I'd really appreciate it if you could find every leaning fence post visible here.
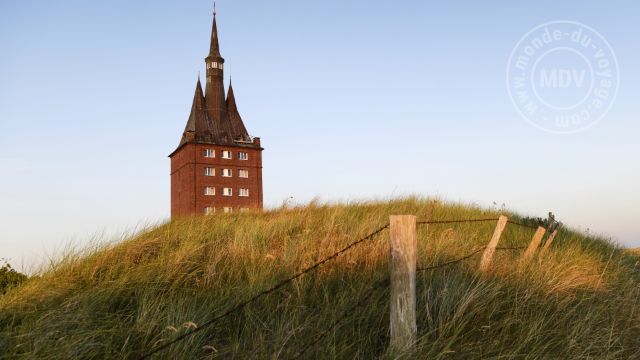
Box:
[479,215,508,272]
[522,227,546,262]
[389,215,417,355]
[539,229,558,257]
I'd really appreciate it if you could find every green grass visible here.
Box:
[1,197,639,359]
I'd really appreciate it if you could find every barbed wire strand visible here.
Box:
[292,277,390,359]
[496,246,527,251]
[416,217,540,230]
[417,246,527,272]
[507,220,539,230]
[137,223,389,360]
[417,218,499,225]
[417,247,486,272]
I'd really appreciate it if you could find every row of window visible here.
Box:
[206,62,223,70]
[204,149,248,160]
[204,168,249,178]
[205,207,249,215]
[204,186,250,197]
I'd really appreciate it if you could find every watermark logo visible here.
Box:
[506,21,619,134]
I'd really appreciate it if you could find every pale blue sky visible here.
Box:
[1,0,639,270]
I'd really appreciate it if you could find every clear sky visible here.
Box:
[1,0,639,270]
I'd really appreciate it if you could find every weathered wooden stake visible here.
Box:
[539,229,558,257]
[479,215,508,272]
[522,227,546,262]
[389,215,417,355]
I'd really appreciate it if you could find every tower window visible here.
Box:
[222,151,232,159]
[222,187,233,196]
[204,167,215,176]
[223,207,232,213]
[222,168,233,177]
[204,207,215,215]
[204,149,214,158]
[239,188,249,197]
[205,187,215,196]
[239,169,249,178]
[238,152,248,160]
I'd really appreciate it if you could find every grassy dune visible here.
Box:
[1,198,639,359]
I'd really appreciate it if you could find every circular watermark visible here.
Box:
[506,21,619,134]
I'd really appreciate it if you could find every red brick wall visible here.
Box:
[170,141,263,217]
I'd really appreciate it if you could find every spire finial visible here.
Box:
[208,1,221,58]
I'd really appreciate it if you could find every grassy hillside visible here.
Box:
[1,198,639,359]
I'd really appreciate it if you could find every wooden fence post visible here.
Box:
[522,227,546,262]
[479,215,508,272]
[539,229,558,257]
[389,215,417,355]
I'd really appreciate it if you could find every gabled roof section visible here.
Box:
[178,77,215,147]
[226,81,251,141]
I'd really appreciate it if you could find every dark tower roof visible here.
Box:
[209,12,222,58]
[226,80,251,141]
[171,8,258,156]
[179,77,215,146]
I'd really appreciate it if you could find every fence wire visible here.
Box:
[417,246,527,272]
[417,217,541,231]
[417,247,486,272]
[417,218,499,225]
[507,220,539,230]
[137,224,389,359]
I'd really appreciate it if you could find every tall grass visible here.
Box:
[1,198,639,359]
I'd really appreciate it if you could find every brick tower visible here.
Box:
[169,9,263,217]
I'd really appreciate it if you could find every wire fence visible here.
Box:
[507,220,539,229]
[137,215,553,359]
[138,224,389,359]
[416,218,500,225]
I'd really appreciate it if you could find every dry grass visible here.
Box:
[1,197,639,359]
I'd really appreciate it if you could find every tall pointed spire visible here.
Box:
[209,3,221,58]
[179,77,212,146]
[226,81,251,141]
[204,2,227,134]
[194,76,204,106]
